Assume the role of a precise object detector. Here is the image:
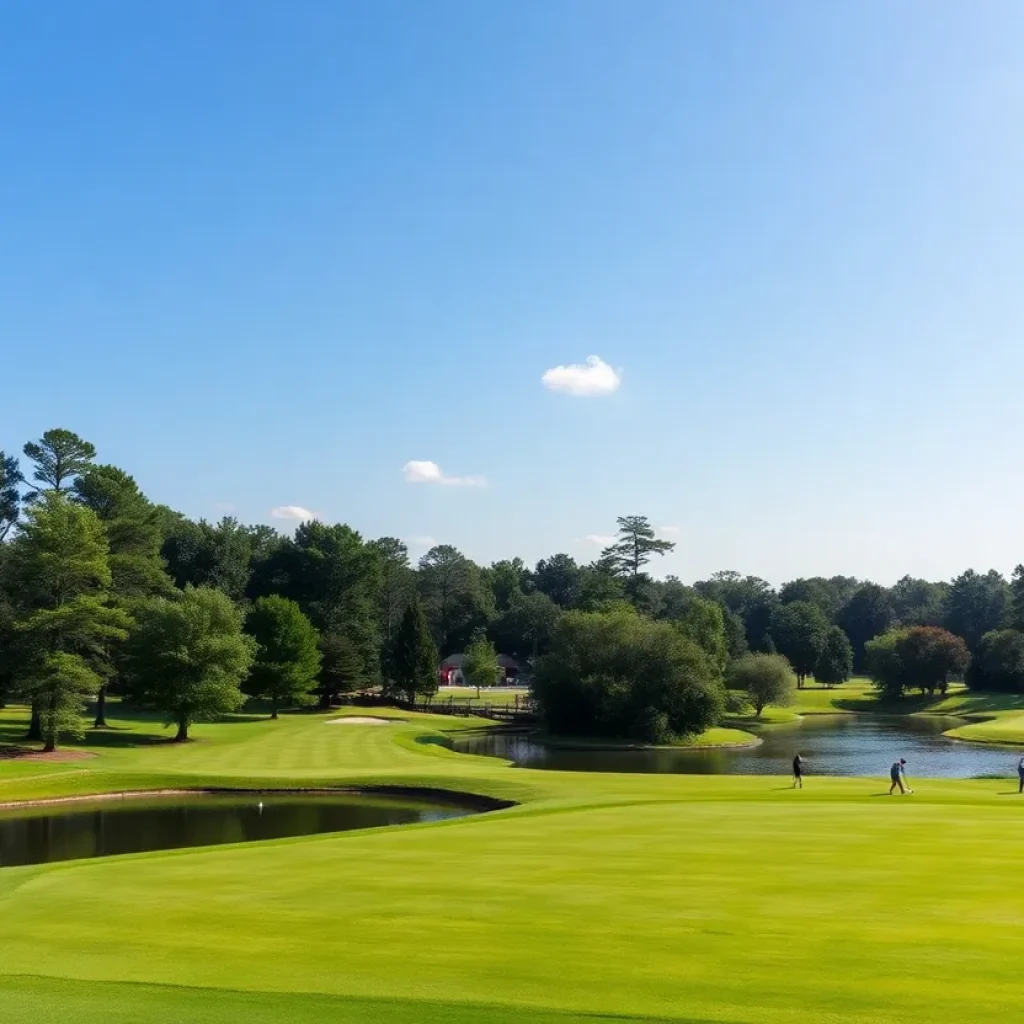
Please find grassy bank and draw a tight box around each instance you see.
[2,701,1024,1023]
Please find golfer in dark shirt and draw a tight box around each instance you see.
[792,754,804,789]
[889,758,907,794]
[1017,757,1024,794]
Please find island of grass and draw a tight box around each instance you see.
[528,725,759,750]
[3,697,1024,1024]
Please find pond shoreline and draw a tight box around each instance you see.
[0,785,513,813]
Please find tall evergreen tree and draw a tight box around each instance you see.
[390,596,438,704]
[9,493,129,750]
[22,428,96,500]
[0,451,23,541]
[600,516,675,598]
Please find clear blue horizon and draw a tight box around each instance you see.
[3,1,1024,586]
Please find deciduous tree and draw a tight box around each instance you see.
[943,569,1010,653]
[534,606,725,743]
[125,587,255,741]
[728,653,795,717]
[462,628,499,697]
[769,601,828,688]
[836,584,895,671]
[813,625,853,687]
[244,595,321,718]
[865,626,970,699]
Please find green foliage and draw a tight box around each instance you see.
[814,625,854,687]
[835,584,895,672]
[779,576,858,618]
[369,537,413,651]
[73,465,173,598]
[969,629,1024,693]
[7,494,129,748]
[490,590,561,661]
[125,587,256,740]
[417,544,492,654]
[1011,567,1024,633]
[462,629,500,693]
[943,569,1010,652]
[531,553,582,608]
[389,595,438,704]
[693,571,777,652]
[485,558,529,612]
[768,601,828,687]
[260,521,382,682]
[600,516,674,607]
[866,626,970,699]
[161,516,256,601]
[244,596,321,717]
[888,575,949,627]
[22,428,96,498]
[0,450,23,541]
[670,596,729,673]
[534,606,725,743]
[728,653,795,716]
[316,630,365,707]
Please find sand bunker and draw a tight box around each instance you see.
[326,716,399,726]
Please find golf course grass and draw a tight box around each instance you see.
[2,696,1024,1023]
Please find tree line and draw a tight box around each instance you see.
[2,429,1023,749]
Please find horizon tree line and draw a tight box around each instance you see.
[3,428,1024,747]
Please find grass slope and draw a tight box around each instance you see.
[3,698,1024,1023]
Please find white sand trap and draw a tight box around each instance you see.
[326,716,399,726]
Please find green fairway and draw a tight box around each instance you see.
[3,701,1024,1023]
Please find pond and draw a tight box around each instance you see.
[0,792,472,868]
[452,715,1024,779]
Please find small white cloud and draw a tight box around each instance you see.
[213,502,236,514]
[409,535,437,548]
[270,505,318,522]
[402,460,486,487]
[659,525,680,536]
[584,534,616,546]
[541,355,622,397]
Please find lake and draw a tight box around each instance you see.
[452,715,1023,779]
[0,792,472,868]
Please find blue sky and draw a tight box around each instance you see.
[3,1,1024,585]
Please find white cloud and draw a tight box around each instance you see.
[541,355,622,397]
[659,525,680,536]
[584,534,615,546]
[402,460,486,487]
[270,505,318,522]
[409,535,437,548]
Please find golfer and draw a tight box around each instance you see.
[889,758,909,795]
[1017,756,1024,794]
[792,753,804,789]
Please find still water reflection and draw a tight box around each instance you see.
[0,793,470,867]
[453,716,1022,779]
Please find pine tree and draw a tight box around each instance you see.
[390,596,438,704]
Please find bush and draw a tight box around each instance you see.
[533,607,725,743]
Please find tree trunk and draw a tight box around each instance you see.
[270,704,279,720]
[43,734,56,753]
[25,702,42,741]
[94,685,108,728]
[319,689,331,711]
[174,715,189,742]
